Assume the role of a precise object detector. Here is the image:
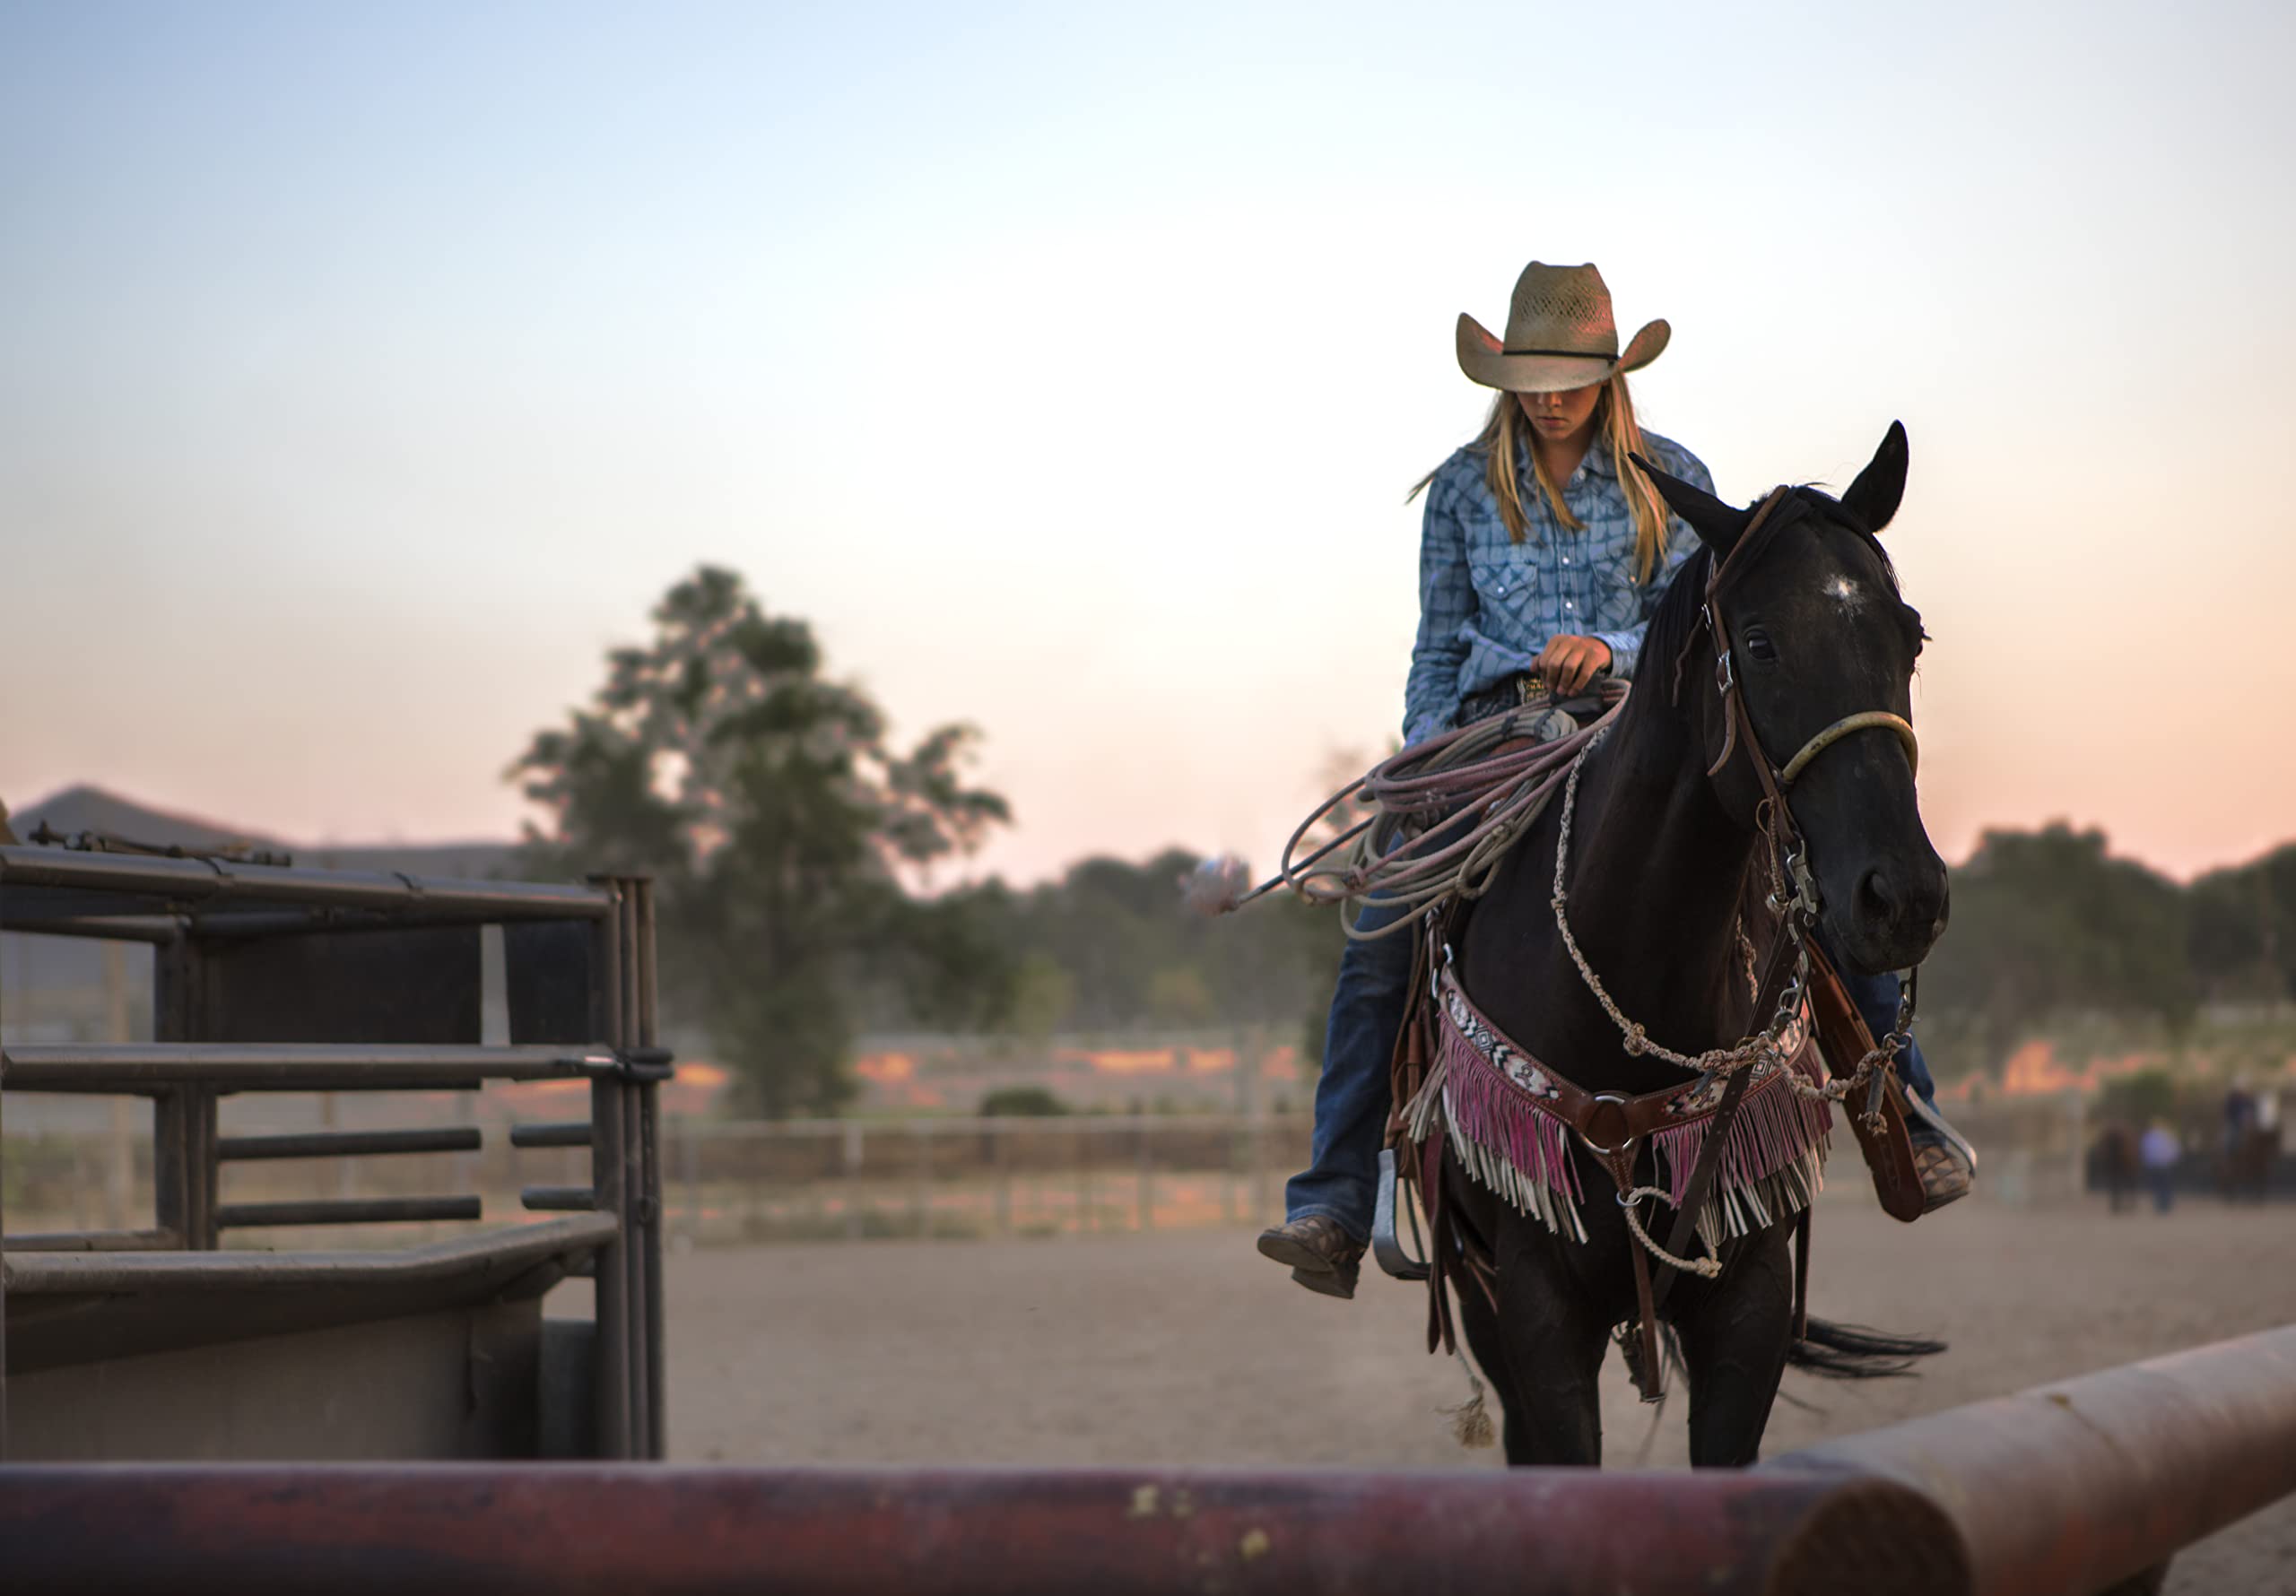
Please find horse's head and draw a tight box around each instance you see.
[1637,424,1948,976]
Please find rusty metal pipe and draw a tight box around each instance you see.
[1764,1321,2296,1596]
[0,1464,1952,1596]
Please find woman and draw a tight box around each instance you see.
[1257,262,1970,1300]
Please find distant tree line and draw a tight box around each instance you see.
[517,568,2292,1116]
[1918,823,2295,1067]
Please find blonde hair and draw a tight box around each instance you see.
[1412,374,1674,584]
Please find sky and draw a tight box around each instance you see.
[4,0,2292,885]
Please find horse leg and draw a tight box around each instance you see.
[1453,1227,1612,1467]
[1676,1224,1796,1468]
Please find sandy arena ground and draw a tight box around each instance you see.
[643,1189,2296,1593]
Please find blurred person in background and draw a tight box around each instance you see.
[2141,1117,2181,1214]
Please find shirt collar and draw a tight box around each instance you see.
[1513,432,1618,486]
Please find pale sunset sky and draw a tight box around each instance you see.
[4,1,2292,884]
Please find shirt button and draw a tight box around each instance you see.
[1565,601,1576,612]
[1561,555,1571,566]
[1494,582,1508,594]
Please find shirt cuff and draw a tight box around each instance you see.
[1590,629,1643,681]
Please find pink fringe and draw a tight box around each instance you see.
[1436,1020,1583,1209]
[1436,1005,1832,1241]
[1650,1054,1834,1214]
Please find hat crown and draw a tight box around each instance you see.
[1504,263,1620,358]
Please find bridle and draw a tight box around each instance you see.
[1683,485,1919,870]
[1552,484,1926,1093]
[1535,482,1929,1341]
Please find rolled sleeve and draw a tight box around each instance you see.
[1402,476,1473,741]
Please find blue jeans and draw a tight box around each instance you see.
[1818,936,1937,1106]
[1284,898,1417,1243]
[1284,914,1942,1242]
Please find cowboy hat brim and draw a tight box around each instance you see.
[1455,313,1671,393]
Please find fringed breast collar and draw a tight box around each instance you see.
[1405,959,1834,1254]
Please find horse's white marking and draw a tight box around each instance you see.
[1824,575,1867,614]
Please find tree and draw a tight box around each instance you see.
[512,567,1012,1116]
[2188,845,2296,1003]
[1919,823,2196,1068]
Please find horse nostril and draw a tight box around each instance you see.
[1858,869,1899,922]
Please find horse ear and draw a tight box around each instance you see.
[1631,453,1751,554]
[1840,421,1909,533]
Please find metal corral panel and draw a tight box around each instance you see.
[195,924,483,1045]
[6,1299,544,1461]
[502,919,597,1044]
[3,1216,616,1375]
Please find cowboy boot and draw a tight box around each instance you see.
[1907,1094,1977,1212]
[1256,1215,1367,1300]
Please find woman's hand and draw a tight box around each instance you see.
[1536,635,1613,697]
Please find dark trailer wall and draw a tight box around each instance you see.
[0,844,668,1462]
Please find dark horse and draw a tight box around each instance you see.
[1446,423,1948,1467]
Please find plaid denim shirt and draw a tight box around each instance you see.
[1402,429,1714,744]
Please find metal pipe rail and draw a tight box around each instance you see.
[0,1463,1950,1596]
[508,1121,594,1149]
[0,844,615,924]
[215,1197,483,1228]
[216,1128,483,1161]
[519,1186,597,1212]
[2,1043,617,1093]
[4,1323,2293,1593]
[1764,1319,2296,1596]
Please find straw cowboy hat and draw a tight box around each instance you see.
[1456,262,1670,394]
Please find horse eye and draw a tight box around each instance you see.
[1743,627,1780,662]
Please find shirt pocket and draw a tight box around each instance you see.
[1596,562,1648,629]
[1466,540,1536,610]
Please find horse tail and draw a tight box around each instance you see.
[1787,1316,1946,1380]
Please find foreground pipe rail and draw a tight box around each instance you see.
[1764,1320,2296,1596]
[0,1463,1952,1596]
[10,1323,2296,1592]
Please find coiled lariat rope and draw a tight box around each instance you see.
[1223,681,1630,940]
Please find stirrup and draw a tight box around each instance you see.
[1906,1091,1979,1174]
[1371,1147,1431,1281]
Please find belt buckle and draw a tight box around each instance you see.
[1518,672,1547,706]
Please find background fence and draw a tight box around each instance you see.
[2,1109,1315,1247]
[11,1088,2292,1250]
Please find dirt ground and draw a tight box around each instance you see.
[642,1188,2296,1593]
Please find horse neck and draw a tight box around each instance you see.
[1554,690,1761,1055]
